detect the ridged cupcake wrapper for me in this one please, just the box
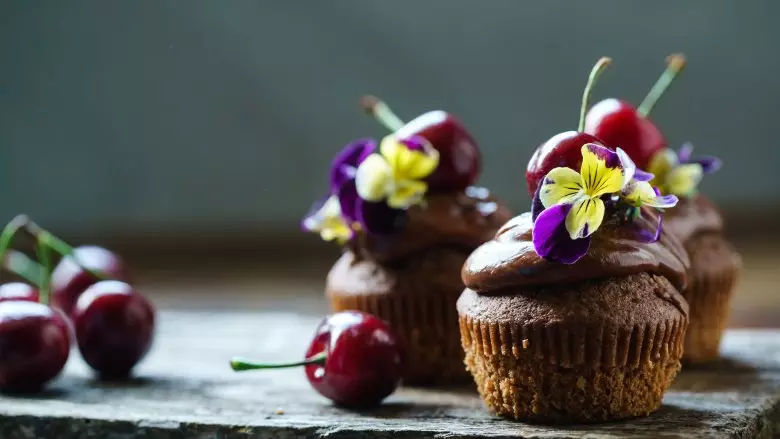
[329,290,469,385]
[683,247,742,364]
[458,314,687,422]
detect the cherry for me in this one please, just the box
[71,280,155,379]
[231,310,403,408]
[52,246,129,316]
[584,54,686,169]
[525,57,612,196]
[0,300,70,392]
[0,282,39,303]
[360,96,481,192]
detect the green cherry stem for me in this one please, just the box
[637,53,686,117]
[359,95,405,132]
[35,241,53,306]
[578,57,613,132]
[230,351,328,372]
[23,218,106,282]
[3,250,45,286]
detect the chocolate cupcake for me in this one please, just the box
[647,145,741,364]
[304,110,511,385]
[459,142,690,422]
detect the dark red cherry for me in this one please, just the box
[52,246,129,315]
[232,310,403,408]
[584,54,685,169]
[525,131,604,195]
[524,57,612,196]
[395,111,481,192]
[0,283,39,303]
[361,96,480,192]
[0,301,70,392]
[72,280,155,379]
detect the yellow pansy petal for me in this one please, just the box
[539,167,583,208]
[380,136,439,180]
[666,163,703,197]
[648,148,678,186]
[622,180,657,207]
[355,154,393,201]
[565,196,605,239]
[387,180,428,209]
[579,144,625,197]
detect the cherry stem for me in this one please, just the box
[637,53,686,117]
[3,250,45,286]
[578,57,612,132]
[359,95,405,132]
[35,241,52,306]
[230,351,328,371]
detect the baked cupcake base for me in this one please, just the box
[682,233,741,364]
[458,273,688,423]
[327,248,472,386]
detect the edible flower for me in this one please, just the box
[301,195,354,244]
[355,135,439,209]
[532,143,676,265]
[647,143,721,197]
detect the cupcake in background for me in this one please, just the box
[645,144,740,364]
[303,101,511,385]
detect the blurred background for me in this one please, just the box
[0,2,778,325]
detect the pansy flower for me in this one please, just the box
[301,195,354,244]
[532,143,676,265]
[647,143,721,197]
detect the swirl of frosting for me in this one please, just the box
[462,211,690,294]
[663,195,723,243]
[348,186,512,263]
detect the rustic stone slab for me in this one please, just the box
[0,311,777,438]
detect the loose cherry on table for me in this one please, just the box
[0,300,71,392]
[584,54,686,169]
[359,95,481,192]
[71,280,156,379]
[52,245,129,316]
[525,57,613,196]
[231,310,404,408]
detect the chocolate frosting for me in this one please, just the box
[348,186,512,263]
[663,195,724,243]
[462,210,690,294]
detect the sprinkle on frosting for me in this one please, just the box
[533,143,677,265]
[647,142,721,198]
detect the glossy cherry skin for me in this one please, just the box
[52,246,129,316]
[395,111,481,192]
[0,301,71,392]
[584,98,666,169]
[0,283,39,303]
[525,131,604,196]
[72,280,155,379]
[304,311,403,407]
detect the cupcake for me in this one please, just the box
[303,101,511,385]
[460,138,690,422]
[582,54,741,364]
[645,145,741,364]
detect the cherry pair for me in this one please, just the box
[526,54,686,194]
[231,310,403,408]
[0,216,155,392]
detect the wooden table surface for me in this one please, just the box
[0,310,777,439]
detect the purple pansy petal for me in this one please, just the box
[398,135,429,153]
[677,142,694,163]
[300,194,330,232]
[585,143,620,168]
[532,204,590,264]
[616,148,637,184]
[329,138,377,193]
[356,199,407,235]
[653,194,679,208]
[695,156,722,174]
[531,183,545,221]
[336,180,360,223]
[631,211,663,243]
[633,169,655,182]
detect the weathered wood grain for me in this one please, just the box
[0,311,777,439]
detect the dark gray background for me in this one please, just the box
[1,1,777,236]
